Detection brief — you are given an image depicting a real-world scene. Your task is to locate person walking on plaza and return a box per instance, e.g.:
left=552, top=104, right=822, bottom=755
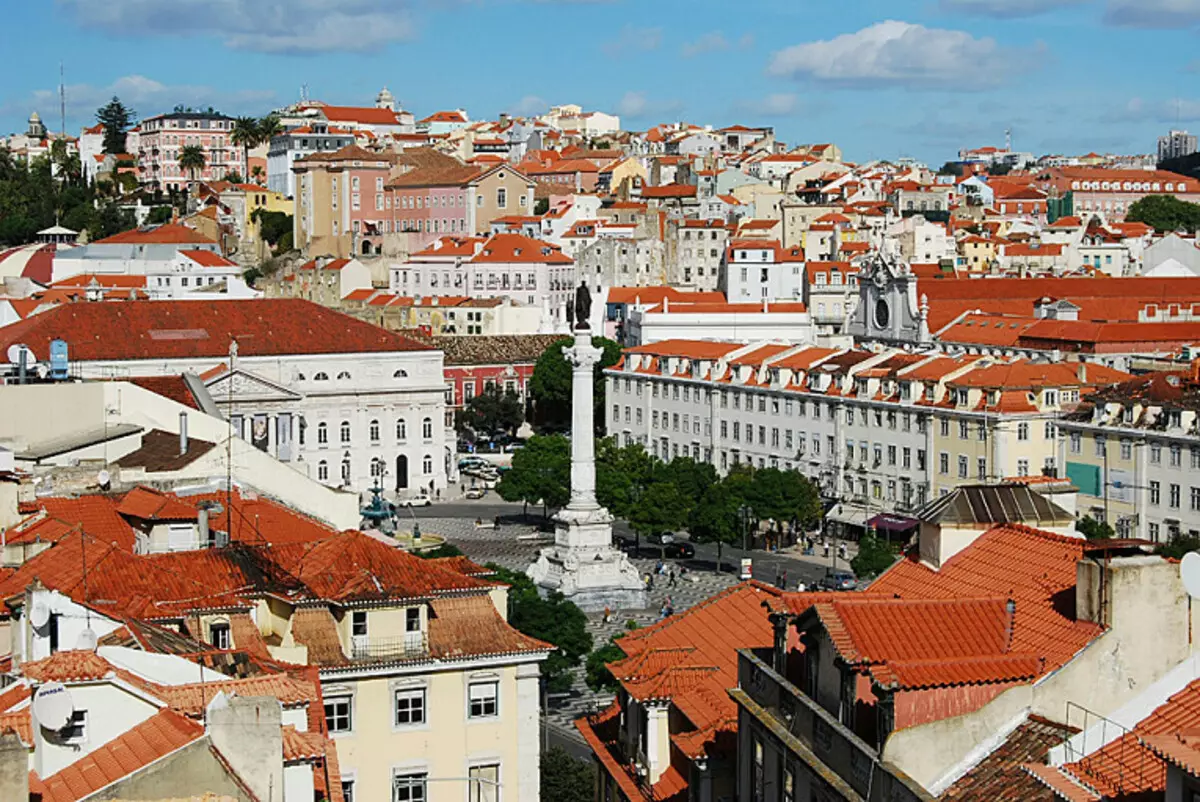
left=668, top=568, right=677, bottom=588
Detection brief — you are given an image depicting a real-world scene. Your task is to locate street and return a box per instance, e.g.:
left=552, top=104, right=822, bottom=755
left=413, top=498, right=854, bottom=589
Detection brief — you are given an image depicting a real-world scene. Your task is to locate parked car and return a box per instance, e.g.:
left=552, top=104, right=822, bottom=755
left=818, top=569, right=858, bottom=591
left=458, top=456, right=489, bottom=470
left=648, top=532, right=695, bottom=559
left=398, top=496, right=432, bottom=508
left=465, top=487, right=486, bottom=500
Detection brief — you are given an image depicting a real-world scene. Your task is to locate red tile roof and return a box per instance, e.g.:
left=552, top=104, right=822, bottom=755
left=469, top=233, right=573, bottom=265
left=606, top=287, right=725, bottom=305
left=624, top=339, right=745, bottom=360
left=92, top=223, right=216, bottom=246
left=317, top=105, right=403, bottom=126
left=641, top=184, right=697, bottom=199
left=36, top=709, right=205, bottom=802
left=0, top=299, right=432, bottom=361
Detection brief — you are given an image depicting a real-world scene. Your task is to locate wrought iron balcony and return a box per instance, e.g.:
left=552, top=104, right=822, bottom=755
left=349, top=633, right=429, bottom=662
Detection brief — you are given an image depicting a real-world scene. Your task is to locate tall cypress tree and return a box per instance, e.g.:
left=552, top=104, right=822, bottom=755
left=96, top=97, right=136, bottom=155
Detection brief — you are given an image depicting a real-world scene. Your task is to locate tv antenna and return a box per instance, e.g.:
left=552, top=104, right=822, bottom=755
left=59, top=62, right=66, bottom=138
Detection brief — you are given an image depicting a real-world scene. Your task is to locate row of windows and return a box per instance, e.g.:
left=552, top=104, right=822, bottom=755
left=1148, top=482, right=1200, bottom=511
left=296, top=369, right=411, bottom=381
left=314, top=418, right=434, bottom=445
left=315, top=454, right=435, bottom=483
left=325, top=681, right=498, bottom=734
left=1068, top=435, right=1200, bottom=468
left=936, top=452, right=1049, bottom=479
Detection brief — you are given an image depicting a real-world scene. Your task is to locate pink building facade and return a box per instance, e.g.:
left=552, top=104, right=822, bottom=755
left=138, top=111, right=239, bottom=191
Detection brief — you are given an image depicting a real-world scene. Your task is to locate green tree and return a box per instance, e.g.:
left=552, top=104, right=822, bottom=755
left=541, top=747, right=595, bottom=802
left=688, top=478, right=742, bottom=574
left=96, top=97, right=136, bottom=155
left=585, top=637, right=627, bottom=692
left=988, top=163, right=1012, bottom=176
left=416, top=543, right=464, bottom=559
left=529, top=335, right=622, bottom=433
left=251, top=208, right=294, bottom=250
left=1158, top=533, right=1200, bottom=560
left=742, top=468, right=822, bottom=547
left=257, top=114, right=283, bottom=144
left=595, top=438, right=654, bottom=518
left=1126, top=194, right=1200, bottom=233
left=230, top=117, right=259, bottom=181
left=178, top=145, right=207, bottom=183
left=455, top=385, right=524, bottom=438
left=147, top=206, right=174, bottom=225
left=937, top=161, right=963, bottom=177
left=658, top=457, right=718, bottom=501
left=1077, top=515, right=1115, bottom=540
left=627, top=480, right=692, bottom=559
left=222, top=170, right=244, bottom=184
left=495, top=434, right=570, bottom=520
left=487, top=564, right=592, bottom=693
left=851, top=533, right=897, bottom=580
left=251, top=164, right=266, bottom=184
left=534, top=197, right=550, bottom=215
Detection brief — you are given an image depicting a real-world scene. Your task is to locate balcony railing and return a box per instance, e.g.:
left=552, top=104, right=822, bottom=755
left=734, top=648, right=933, bottom=802
left=349, top=632, right=429, bottom=662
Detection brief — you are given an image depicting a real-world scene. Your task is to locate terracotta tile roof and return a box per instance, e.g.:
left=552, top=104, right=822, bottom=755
left=641, top=184, right=697, bottom=199
left=290, top=606, right=349, bottom=667
left=228, top=611, right=271, bottom=659
left=468, top=233, right=573, bottom=265
left=118, top=486, right=201, bottom=522
left=430, top=334, right=564, bottom=365
left=624, top=339, right=745, bottom=360
left=1142, top=730, right=1200, bottom=777
left=298, top=257, right=351, bottom=271
left=0, top=299, right=432, bottom=361
left=9, top=495, right=137, bottom=550
left=179, top=250, right=236, bottom=268
left=0, top=707, right=31, bottom=745
left=606, top=287, right=725, bottom=305
left=124, top=375, right=203, bottom=409
left=867, top=524, right=1104, bottom=675
left=1023, top=763, right=1101, bottom=801
left=21, top=650, right=120, bottom=682
left=427, top=595, right=552, bottom=660
left=947, top=361, right=1131, bottom=390
left=35, top=709, right=205, bottom=802
left=429, top=556, right=495, bottom=578
left=317, top=105, right=404, bottom=126
left=92, top=223, right=216, bottom=246
left=153, top=674, right=317, bottom=716
left=282, top=724, right=327, bottom=762
left=941, top=715, right=1077, bottom=801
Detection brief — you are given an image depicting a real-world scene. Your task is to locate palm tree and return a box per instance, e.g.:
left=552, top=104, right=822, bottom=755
left=230, top=116, right=258, bottom=182
left=178, top=145, right=207, bottom=184
left=257, top=114, right=283, bottom=144
left=250, top=164, right=265, bottom=184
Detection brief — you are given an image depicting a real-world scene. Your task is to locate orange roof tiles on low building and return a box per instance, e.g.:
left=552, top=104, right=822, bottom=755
left=92, top=223, right=216, bottom=246
left=468, top=232, right=573, bottom=264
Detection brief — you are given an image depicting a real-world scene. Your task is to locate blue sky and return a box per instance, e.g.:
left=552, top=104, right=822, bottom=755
left=1, top=0, right=1198, bottom=165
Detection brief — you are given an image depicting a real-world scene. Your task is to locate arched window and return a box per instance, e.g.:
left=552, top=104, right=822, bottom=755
left=370, top=457, right=384, bottom=478
left=394, top=369, right=409, bottom=379
left=314, top=372, right=329, bottom=381
left=422, top=455, right=433, bottom=475
left=296, top=372, right=306, bottom=381
left=341, top=458, right=351, bottom=485
left=422, top=417, right=433, bottom=440
left=317, top=422, right=328, bottom=445
left=396, top=419, right=407, bottom=441
left=369, top=419, right=380, bottom=443
left=337, top=371, right=352, bottom=380
left=317, top=460, right=328, bottom=481
left=340, top=421, right=351, bottom=444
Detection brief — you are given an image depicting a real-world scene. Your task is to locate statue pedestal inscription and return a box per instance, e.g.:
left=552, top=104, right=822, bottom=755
left=526, top=315, right=647, bottom=611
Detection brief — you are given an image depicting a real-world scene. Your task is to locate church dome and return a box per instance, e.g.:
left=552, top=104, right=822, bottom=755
left=375, top=86, right=396, bottom=110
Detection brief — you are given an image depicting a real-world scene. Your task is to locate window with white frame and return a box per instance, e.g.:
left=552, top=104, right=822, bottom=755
left=325, top=694, right=353, bottom=733
left=394, top=687, right=427, bottom=726
left=469, top=764, right=499, bottom=802
left=468, top=681, right=499, bottom=718
left=209, top=621, right=231, bottom=650
left=393, top=772, right=427, bottom=802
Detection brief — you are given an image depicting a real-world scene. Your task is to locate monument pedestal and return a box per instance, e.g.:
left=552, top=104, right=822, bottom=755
left=526, top=325, right=648, bottom=612
left=527, top=507, right=647, bottom=612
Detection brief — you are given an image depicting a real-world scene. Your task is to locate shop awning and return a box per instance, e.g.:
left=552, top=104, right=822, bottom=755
left=826, top=504, right=871, bottom=528
left=866, top=513, right=920, bottom=533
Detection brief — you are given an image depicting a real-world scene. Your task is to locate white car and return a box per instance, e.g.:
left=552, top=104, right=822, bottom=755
left=398, top=496, right=432, bottom=507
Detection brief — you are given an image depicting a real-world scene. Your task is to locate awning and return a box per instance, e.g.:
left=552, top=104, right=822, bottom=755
left=866, top=513, right=920, bottom=533
left=826, top=503, right=871, bottom=528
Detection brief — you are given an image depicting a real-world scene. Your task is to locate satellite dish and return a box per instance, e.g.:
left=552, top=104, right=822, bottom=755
left=97, top=470, right=111, bottom=490
left=32, top=682, right=74, bottom=732
left=35, top=364, right=48, bottom=379
left=29, top=602, right=50, bottom=629
left=6, top=344, right=34, bottom=365
left=1181, top=552, right=1200, bottom=599
left=75, top=628, right=97, bottom=651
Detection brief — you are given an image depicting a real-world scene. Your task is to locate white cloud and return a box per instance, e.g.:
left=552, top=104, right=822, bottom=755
left=767, top=20, right=1031, bottom=88
left=56, top=0, right=416, bottom=53
left=508, top=95, right=548, bottom=116
left=615, top=91, right=681, bottom=120
left=6, top=74, right=278, bottom=126
left=1112, top=96, right=1200, bottom=122
left=601, top=24, right=662, bottom=57
left=939, top=0, right=1091, bottom=17
left=681, top=32, right=729, bottom=57
left=1105, top=0, right=1200, bottom=27
left=736, top=94, right=804, bottom=118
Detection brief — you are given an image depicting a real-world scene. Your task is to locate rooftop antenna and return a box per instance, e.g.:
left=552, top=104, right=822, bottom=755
left=59, top=62, right=67, bottom=139
left=300, top=83, right=309, bottom=104
left=1005, top=127, right=1012, bottom=153
left=226, top=340, right=236, bottom=546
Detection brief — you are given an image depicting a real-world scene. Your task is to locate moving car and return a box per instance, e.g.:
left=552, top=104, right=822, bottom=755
left=465, top=487, right=486, bottom=500
left=818, top=569, right=858, bottom=591
left=398, top=496, right=432, bottom=508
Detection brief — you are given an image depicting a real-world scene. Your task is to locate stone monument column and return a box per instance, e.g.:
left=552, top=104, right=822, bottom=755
left=527, top=288, right=647, bottom=611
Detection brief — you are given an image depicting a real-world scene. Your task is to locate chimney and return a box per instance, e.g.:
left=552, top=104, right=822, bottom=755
left=1077, top=361, right=1088, bottom=384
left=1004, top=599, right=1016, bottom=651
left=0, top=733, right=27, bottom=802
left=206, top=694, right=283, bottom=802
left=179, top=412, right=189, bottom=456
left=197, top=504, right=210, bottom=547
left=768, top=609, right=790, bottom=675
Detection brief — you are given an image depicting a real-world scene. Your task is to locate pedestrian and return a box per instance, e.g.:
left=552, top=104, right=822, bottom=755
left=823, top=542, right=830, bottom=558
left=602, top=606, right=612, bottom=624
left=839, top=542, right=848, bottom=560
left=796, top=580, right=806, bottom=593
left=781, top=570, right=788, bottom=590
left=668, top=568, right=677, bottom=588
left=655, top=558, right=664, bottom=575
left=436, top=488, right=441, bottom=501
left=494, top=515, right=501, bottom=530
